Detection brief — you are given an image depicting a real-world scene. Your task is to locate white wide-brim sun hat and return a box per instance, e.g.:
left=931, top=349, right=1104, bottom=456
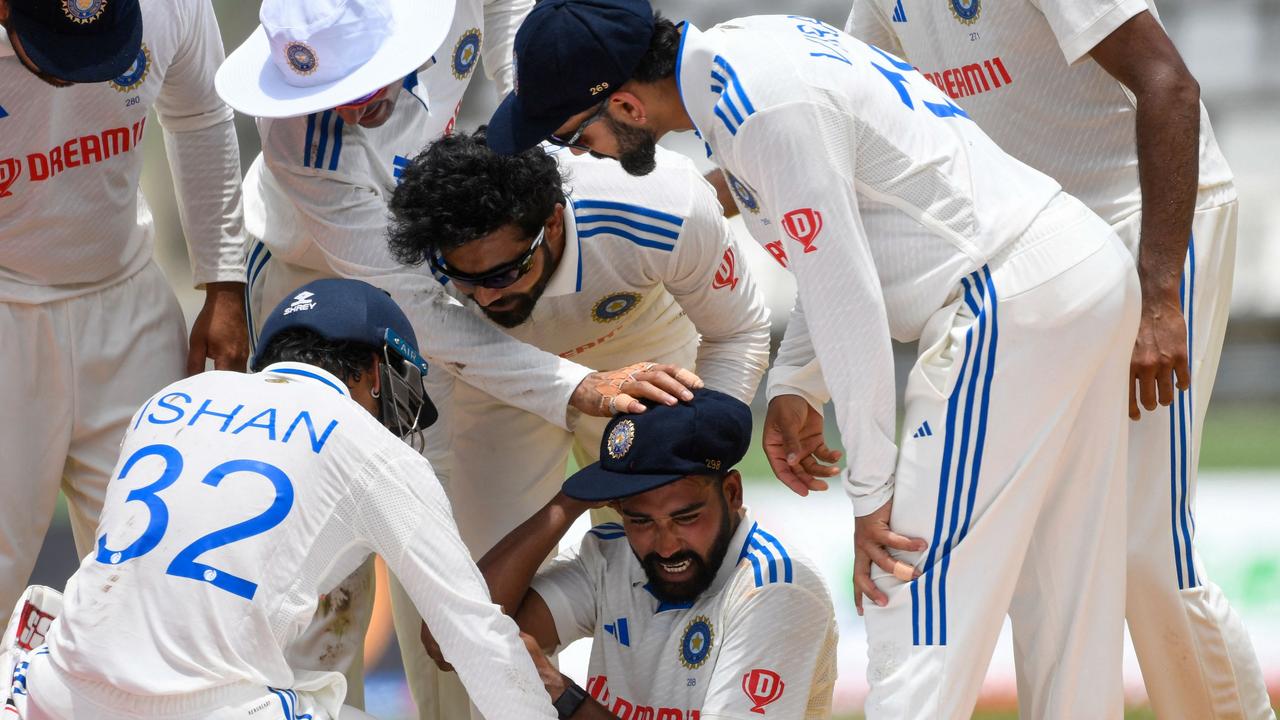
left=216, top=0, right=456, bottom=119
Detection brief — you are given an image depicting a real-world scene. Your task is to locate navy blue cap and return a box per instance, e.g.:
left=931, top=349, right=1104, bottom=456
left=7, top=0, right=143, bottom=83
left=487, top=0, right=654, bottom=155
left=563, top=388, right=752, bottom=501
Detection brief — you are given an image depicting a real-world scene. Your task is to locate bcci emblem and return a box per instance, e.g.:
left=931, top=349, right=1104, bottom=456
left=61, top=0, right=106, bottom=24
left=591, top=292, right=642, bottom=324
left=452, top=29, right=483, bottom=80
left=679, top=616, right=714, bottom=669
left=606, top=419, right=635, bottom=459
left=111, top=43, right=151, bottom=93
left=949, top=0, right=980, bottom=25
left=726, top=172, right=759, bottom=215
left=285, top=41, right=318, bottom=76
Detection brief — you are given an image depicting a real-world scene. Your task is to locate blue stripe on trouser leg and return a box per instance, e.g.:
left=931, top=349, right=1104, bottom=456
left=1171, top=234, right=1198, bottom=589
left=912, top=267, right=998, bottom=646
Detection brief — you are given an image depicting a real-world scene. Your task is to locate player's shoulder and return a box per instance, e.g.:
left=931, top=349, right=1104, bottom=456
left=733, top=520, right=832, bottom=604
left=575, top=521, right=633, bottom=568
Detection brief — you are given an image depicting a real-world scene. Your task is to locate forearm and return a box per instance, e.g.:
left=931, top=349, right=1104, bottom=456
left=1133, top=75, right=1199, bottom=305
left=478, top=492, right=593, bottom=614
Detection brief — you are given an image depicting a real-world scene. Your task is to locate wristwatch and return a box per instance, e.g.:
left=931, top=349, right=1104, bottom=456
left=553, top=677, right=589, bottom=719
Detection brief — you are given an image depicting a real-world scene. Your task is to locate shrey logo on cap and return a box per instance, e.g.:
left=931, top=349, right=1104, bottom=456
left=606, top=419, right=636, bottom=459
left=283, top=290, right=317, bottom=315
left=285, top=41, right=318, bottom=76
left=62, top=0, right=107, bottom=24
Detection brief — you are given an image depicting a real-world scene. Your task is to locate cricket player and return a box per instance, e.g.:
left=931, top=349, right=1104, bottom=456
left=0, top=277, right=559, bottom=720
left=386, top=131, right=771, bottom=715
left=426, top=390, right=837, bottom=719
left=215, top=2, right=713, bottom=714
left=0, top=0, right=247, bottom=618
left=488, top=2, right=1144, bottom=717
left=843, top=2, right=1269, bottom=716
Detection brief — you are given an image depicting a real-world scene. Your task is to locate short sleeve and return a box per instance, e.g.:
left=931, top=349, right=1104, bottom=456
left=529, top=532, right=611, bottom=650
left=1029, top=0, right=1150, bottom=64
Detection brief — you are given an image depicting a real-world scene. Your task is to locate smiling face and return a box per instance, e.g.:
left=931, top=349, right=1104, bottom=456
left=616, top=471, right=744, bottom=603
left=439, top=207, right=565, bottom=327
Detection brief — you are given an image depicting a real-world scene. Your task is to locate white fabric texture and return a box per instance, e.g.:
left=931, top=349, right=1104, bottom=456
left=39, top=365, right=556, bottom=719
left=532, top=509, right=838, bottom=719
left=0, top=262, right=186, bottom=617
left=677, top=17, right=1062, bottom=515
left=844, top=0, right=1236, bottom=225
left=0, top=0, right=244, bottom=302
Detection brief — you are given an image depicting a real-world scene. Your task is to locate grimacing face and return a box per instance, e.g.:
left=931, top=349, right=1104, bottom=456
left=615, top=471, right=744, bottom=603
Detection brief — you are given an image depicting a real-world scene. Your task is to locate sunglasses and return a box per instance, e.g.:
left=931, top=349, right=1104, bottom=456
left=430, top=227, right=546, bottom=289
left=547, top=98, right=610, bottom=152
left=336, top=87, right=385, bottom=111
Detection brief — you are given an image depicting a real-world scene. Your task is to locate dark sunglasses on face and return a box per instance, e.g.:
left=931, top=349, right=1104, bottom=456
left=547, top=98, right=610, bottom=151
left=430, top=227, right=546, bottom=289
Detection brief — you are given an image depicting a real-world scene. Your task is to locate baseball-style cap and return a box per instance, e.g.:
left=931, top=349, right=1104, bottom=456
left=253, top=278, right=437, bottom=425
left=486, top=0, right=654, bottom=155
left=6, top=0, right=143, bottom=83
left=563, top=389, right=752, bottom=502
left=215, top=0, right=455, bottom=119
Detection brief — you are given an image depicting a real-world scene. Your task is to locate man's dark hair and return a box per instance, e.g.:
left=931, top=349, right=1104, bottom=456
left=387, top=129, right=566, bottom=267
left=255, top=327, right=377, bottom=384
left=631, top=13, right=680, bottom=84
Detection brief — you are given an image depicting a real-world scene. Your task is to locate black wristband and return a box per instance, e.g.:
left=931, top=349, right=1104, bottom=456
left=552, top=677, right=588, bottom=719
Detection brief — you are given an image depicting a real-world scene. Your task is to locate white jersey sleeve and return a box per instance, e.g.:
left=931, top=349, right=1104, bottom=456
left=1028, top=0, right=1149, bottom=64
left=153, top=0, right=245, bottom=287
left=528, top=532, right=605, bottom=651
left=843, top=0, right=904, bottom=57
left=766, top=297, right=831, bottom=414
left=481, top=0, right=532, bottom=95
left=660, top=171, right=771, bottom=404
left=699, top=575, right=838, bottom=719
left=351, top=445, right=557, bottom=718
left=254, top=158, right=593, bottom=430
left=734, top=102, right=898, bottom=517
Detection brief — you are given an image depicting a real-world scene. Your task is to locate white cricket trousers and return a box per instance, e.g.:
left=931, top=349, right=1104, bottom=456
left=4, top=643, right=375, bottom=720
left=0, top=262, right=186, bottom=615
left=1115, top=201, right=1273, bottom=720
left=862, top=195, right=1141, bottom=719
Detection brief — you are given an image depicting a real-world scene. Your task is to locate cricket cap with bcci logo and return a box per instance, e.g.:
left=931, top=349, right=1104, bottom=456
left=4, top=0, right=142, bottom=83
left=486, top=0, right=655, bottom=155
left=215, top=0, right=454, bottom=118
left=563, top=388, right=752, bottom=502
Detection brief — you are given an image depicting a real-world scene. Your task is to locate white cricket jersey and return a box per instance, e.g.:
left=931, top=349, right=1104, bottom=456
left=0, top=0, right=244, bottom=304
left=436, top=146, right=772, bottom=404
left=532, top=509, right=837, bottom=719
left=844, top=0, right=1236, bottom=225
left=676, top=16, right=1065, bottom=514
left=43, top=363, right=556, bottom=719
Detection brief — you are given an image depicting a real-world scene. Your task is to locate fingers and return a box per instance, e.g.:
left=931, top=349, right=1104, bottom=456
left=610, top=391, right=645, bottom=415
left=420, top=621, right=453, bottom=672
left=864, top=540, right=919, bottom=581
left=185, top=339, right=207, bottom=377
left=1128, top=374, right=1141, bottom=421
left=852, top=554, right=887, bottom=611
left=876, top=526, right=928, bottom=554
left=625, top=379, right=683, bottom=406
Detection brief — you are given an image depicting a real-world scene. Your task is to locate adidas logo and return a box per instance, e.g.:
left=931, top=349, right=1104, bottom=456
left=283, top=290, right=316, bottom=315
left=891, top=0, right=907, bottom=22
left=911, top=420, right=933, bottom=438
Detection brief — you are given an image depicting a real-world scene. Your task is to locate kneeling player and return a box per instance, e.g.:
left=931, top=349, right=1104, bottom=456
left=1, top=279, right=556, bottom=719
left=433, top=390, right=838, bottom=719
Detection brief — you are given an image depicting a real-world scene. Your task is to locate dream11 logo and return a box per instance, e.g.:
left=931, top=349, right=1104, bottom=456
left=781, top=208, right=823, bottom=254
left=741, top=668, right=785, bottom=714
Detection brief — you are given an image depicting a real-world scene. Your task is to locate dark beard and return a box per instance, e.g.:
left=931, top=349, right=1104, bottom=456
left=602, top=113, right=658, bottom=177
left=637, top=495, right=737, bottom=604
left=476, top=242, right=555, bottom=328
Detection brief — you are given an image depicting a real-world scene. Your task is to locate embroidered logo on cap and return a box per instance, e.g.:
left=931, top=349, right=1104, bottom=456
left=606, top=419, right=635, bottom=459
left=283, top=290, right=317, bottom=315
left=62, top=0, right=107, bottom=24
left=285, top=41, right=318, bottom=76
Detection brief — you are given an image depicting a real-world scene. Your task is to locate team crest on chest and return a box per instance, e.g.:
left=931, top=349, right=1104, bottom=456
left=110, top=42, right=151, bottom=93
left=725, top=172, right=759, bottom=215
left=451, top=28, right=483, bottom=80
left=679, top=616, right=714, bottom=669
left=285, top=41, right=318, bottom=76
left=62, top=0, right=106, bottom=24
left=592, top=292, right=642, bottom=324
left=606, top=419, right=635, bottom=459
left=949, top=0, right=980, bottom=25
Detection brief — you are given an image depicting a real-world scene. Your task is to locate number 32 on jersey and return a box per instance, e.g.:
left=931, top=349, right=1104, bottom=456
left=94, top=444, right=294, bottom=601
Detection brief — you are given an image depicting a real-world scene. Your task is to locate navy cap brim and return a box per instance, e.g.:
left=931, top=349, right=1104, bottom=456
left=9, top=1, right=143, bottom=84
left=562, top=462, right=684, bottom=502
left=486, top=90, right=571, bottom=156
